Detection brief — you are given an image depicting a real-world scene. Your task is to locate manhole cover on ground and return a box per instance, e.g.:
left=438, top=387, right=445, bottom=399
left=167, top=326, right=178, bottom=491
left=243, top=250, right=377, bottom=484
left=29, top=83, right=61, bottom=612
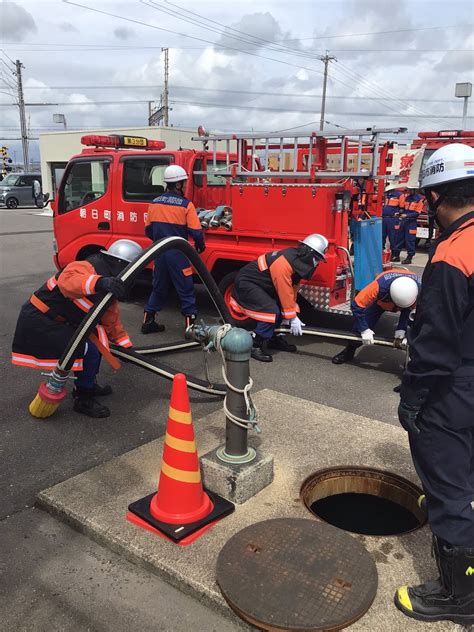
left=216, top=518, right=378, bottom=632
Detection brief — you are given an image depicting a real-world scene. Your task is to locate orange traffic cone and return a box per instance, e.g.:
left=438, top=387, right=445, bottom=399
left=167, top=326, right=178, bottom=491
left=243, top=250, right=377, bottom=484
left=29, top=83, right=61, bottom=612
left=127, top=373, right=234, bottom=545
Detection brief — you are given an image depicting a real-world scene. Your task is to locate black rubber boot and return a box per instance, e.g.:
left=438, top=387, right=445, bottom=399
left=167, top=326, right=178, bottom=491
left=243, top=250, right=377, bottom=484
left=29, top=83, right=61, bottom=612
left=395, top=537, right=474, bottom=625
left=402, top=255, right=414, bottom=264
left=141, top=310, right=165, bottom=334
left=332, top=345, right=357, bottom=365
left=391, top=253, right=401, bottom=262
left=184, top=314, right=197, bottom=339
left=267, top=335, right=297, bottom=353
left=251, top=335, right=272, bottom=362
left=393, top=383, right=402, bottom=393
left=73, top=389, right=110, bottom=418
left=73, top=381, right=112, bottom=398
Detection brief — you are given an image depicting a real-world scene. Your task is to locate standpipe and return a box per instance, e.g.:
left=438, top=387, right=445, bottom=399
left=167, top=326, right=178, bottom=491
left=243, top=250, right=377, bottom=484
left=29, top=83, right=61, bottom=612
left=193, top=324, right=258, bottom=464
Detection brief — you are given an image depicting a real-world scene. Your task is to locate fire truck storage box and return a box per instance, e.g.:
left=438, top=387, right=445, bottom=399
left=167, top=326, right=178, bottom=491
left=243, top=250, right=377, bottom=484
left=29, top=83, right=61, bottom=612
left=353, top=217, right=382, bottom=291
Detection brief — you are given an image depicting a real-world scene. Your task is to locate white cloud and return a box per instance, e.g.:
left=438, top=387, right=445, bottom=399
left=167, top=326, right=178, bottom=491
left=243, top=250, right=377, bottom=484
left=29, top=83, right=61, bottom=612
left=0, top=1, right=37, bottom=41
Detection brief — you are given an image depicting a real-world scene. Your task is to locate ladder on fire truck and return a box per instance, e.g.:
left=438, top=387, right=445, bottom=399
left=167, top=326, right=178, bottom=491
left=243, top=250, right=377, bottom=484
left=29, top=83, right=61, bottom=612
left=192, top=127, right=407, bottom=181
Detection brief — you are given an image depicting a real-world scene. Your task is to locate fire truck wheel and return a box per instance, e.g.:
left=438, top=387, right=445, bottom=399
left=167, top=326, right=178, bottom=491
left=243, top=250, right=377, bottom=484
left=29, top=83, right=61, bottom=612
left=218, top=271, right=253, bottom=329
left=6, top=197, right=19, bottom=209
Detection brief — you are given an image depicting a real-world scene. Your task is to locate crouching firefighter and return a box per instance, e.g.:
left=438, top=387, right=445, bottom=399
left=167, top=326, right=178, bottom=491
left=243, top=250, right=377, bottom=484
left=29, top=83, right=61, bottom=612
left=11, top=240, right=141, bottom=418
left=395, top=143, right=474, bottom=625
left=230, top=234, right=329, bottom=362
left=142, top=165, right=205, bottom=337
left=332, top=270, right=420, bottom=365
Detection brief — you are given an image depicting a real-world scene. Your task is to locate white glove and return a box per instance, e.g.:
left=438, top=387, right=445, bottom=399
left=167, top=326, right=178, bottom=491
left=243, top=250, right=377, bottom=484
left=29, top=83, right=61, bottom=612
left=393, top=330, right=407, bottom=350
left=290, top=316, right=305, bottom=336
left=361, top=328, right=375, bottom=345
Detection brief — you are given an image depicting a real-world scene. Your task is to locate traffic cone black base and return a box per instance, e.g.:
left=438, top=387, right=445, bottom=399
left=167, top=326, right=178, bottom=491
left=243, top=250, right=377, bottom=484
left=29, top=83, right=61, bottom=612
left=127, top=489, right=234, bottom=546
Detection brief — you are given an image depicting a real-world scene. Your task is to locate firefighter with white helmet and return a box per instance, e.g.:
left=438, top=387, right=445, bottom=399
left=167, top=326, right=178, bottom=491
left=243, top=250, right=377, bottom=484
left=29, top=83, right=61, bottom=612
left=394, top=143, right=474, bottom=624
left=332, top=270, right=421, bottom=364
left=11, top=239, right=141, bottom=418
left=142, top=165, right=205, bottom=336
left=230, top=234, right=328, bottom=362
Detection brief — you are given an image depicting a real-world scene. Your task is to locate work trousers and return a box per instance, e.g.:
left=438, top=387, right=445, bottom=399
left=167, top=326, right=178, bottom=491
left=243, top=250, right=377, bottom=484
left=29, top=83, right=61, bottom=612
left=254, top=305, right=282, bottom=339
left=74, top=341, right=101, bottom=389
left=409, top=366, right=474, bottom=547
left=146, top=250, right=197, bottom=316
left=382, top=217, right=400, bottom=251
left=395, top=218, right=417, bottom=257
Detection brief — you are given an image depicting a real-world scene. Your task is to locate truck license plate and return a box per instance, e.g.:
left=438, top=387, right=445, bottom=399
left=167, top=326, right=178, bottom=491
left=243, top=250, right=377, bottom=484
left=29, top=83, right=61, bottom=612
left=417, top=227, right=429, bottom=239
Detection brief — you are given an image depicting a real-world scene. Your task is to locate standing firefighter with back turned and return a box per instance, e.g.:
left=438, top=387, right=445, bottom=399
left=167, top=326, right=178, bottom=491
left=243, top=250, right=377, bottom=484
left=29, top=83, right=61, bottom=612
left=395, top=143, right=474, bottom=625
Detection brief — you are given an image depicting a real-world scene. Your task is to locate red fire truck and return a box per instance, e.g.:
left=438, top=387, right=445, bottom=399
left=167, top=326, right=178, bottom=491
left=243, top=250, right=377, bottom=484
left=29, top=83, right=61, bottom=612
left=51, top=128, right=406, bottom=321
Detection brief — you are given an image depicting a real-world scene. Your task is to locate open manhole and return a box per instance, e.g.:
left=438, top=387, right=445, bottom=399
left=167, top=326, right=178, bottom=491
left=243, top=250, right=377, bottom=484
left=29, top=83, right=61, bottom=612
left=301, top=466, right=427, bottom=536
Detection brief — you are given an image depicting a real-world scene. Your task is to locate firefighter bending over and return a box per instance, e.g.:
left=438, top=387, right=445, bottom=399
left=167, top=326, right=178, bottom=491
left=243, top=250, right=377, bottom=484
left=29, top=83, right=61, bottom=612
left=230, top=234, right=328, bottom=362
left=332, top=270, right=420, bottom=365
left=12, top=240, right=140, bottom=418
left=142, top=165, right=205, bottom=336
left=394, top=143, right=474, bottom=625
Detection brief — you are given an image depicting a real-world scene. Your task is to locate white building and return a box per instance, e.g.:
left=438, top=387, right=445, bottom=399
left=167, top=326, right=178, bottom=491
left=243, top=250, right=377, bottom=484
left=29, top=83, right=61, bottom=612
left=39, top=126, right=201, bottom=196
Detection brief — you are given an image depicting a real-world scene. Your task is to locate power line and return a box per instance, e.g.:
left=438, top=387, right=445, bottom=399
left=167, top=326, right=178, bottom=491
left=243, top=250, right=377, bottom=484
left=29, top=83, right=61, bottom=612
left=274, top=24, right=474, bottom=42
left=11, top=84, right=460, bottom=103
left=137, top=0, right=460, bottom=128
left=0, top=97, right=469, bottom=119
left=63, top=1, right=327, bottom=77
left=3, top=42, right=471, bottom=53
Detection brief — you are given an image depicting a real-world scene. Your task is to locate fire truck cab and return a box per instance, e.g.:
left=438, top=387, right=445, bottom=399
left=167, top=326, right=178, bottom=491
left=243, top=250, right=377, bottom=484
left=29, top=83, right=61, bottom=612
left=51, top=128, right=406, bottom=321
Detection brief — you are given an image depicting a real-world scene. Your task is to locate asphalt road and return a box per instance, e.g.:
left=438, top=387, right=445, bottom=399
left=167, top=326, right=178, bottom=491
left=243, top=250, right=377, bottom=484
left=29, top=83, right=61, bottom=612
left=0, top=208, right=427, bottom=631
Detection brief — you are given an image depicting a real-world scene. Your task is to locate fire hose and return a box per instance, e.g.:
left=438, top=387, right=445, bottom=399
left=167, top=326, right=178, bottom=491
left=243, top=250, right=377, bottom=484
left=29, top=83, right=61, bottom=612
left=29, top=236, right=231, bottom=418
left=274, top=325, right=395, bottom=347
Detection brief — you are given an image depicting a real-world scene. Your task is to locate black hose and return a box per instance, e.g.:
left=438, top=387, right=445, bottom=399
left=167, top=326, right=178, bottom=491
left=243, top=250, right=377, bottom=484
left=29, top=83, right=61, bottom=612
left=57, top=237, right=231, bottom=372
left=111, top=345, right=226, bottom=396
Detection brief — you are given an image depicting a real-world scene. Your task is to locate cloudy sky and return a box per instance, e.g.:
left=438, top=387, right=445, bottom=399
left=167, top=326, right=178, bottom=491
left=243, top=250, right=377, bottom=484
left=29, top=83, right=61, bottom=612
left=0, top=0, right=473, bottom=163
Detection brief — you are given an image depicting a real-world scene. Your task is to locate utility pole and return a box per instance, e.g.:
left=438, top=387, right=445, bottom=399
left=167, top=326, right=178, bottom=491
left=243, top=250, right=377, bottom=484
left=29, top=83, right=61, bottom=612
left=319, top=53, right=336, bottom=131
left=162, top=47, right=169, bottom=126
left=14, top=59, right=29, bottom=171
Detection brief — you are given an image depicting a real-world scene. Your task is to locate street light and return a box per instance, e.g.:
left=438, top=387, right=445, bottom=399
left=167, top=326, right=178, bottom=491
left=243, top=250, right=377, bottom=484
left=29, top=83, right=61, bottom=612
left=455, top=82, right=472, bottom=130
left=53, top=113, right=67, bottom=130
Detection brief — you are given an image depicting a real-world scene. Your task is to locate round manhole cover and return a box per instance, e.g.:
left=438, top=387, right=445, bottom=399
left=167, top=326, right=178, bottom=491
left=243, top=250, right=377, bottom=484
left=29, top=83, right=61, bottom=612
left=216, top=518, right=378, bottom=632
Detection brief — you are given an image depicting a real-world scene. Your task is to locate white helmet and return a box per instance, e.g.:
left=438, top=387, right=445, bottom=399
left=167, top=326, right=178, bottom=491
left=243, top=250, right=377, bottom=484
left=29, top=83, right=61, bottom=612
left=300, top=233, right=329, bottom=261
left=390, top=276, right=419, bottom=309
left=420, top=143, right=474, bottom=190
left=163, top=165, right=188, bottom=183
left=102, top=239, right=142, bottom=263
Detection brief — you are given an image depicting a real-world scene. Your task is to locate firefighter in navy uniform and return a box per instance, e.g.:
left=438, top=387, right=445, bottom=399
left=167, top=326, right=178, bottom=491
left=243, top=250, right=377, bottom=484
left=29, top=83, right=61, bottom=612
left=382, top=189, right=404, bottom=252
left=391, top=188, right=424, bottom=264
left=331, top=270, right=420, bottom=364
left=142, top=165, right=205, bottom=336
left=230, top=234, right=328, bottom=362
left=395, top=143, right=474, bottom=625
left=12, top=240, right=140, bottom=418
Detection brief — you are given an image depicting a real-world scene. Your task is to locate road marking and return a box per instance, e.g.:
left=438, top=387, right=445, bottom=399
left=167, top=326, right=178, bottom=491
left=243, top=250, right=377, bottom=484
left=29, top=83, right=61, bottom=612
left=0, top=229, right=53, bottom=236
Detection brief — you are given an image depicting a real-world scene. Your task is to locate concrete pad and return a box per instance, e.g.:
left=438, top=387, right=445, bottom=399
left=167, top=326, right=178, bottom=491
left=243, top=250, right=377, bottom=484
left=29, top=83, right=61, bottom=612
left=38, top=390, right=456, bottom=631
left=201, top=447, right=274, bottom=504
